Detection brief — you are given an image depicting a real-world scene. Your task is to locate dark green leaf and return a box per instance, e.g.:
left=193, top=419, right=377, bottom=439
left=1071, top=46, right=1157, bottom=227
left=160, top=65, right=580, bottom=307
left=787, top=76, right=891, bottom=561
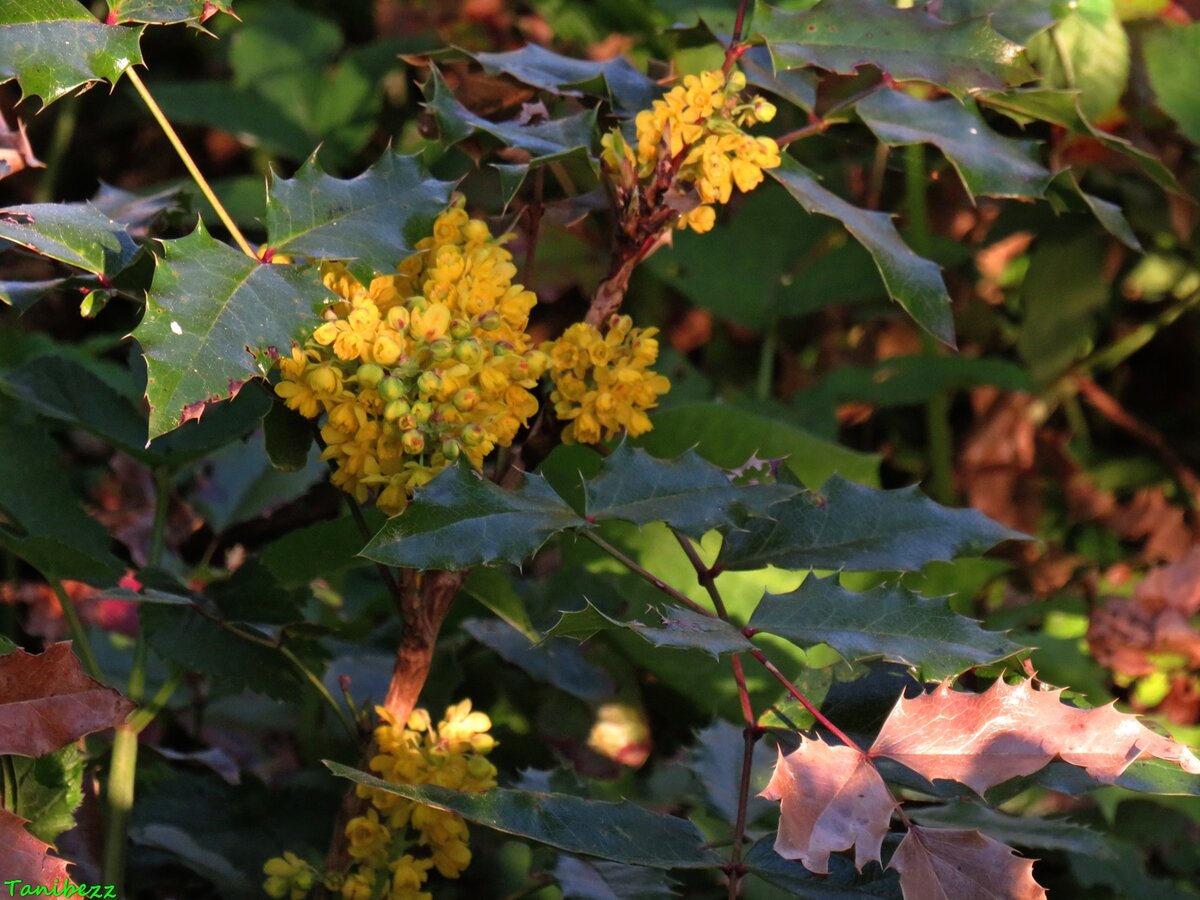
left=909, top=801, right=1111, bottom=856
left=325, top=763, right=722, bottom=869
left=473, top=43, right=659, bottom=114
left=0, top=203, right=138, bottom=277
left=718, top=475, right=1025, bottom=572
left=262, top=393, right=314, bottom=472
left=261, top=513, right=381, bottom=589
left=192, top=439, right=322, bottom=534
left=146, top=383, right=274, bottom=467
left=553, top=856, right=680, bottom=900
left=584, top=443, right=795, bottom=538
left=0, top=279, right=66, bottom=312
left=135, top=221, right=331, bottom=438
left=935, top=0, right=1059, bottom=43
left=264, top=151, right=455, bottom=271
left=636, top=403, right=879, bottom=488
left=1047, top=170, right=1141, bottom=251
left=748, top=577, right=1024, bottom=679
left=1145, top=23, right=1200, bottom=145
left=544, top=601, right=753, bottom=659
left=11, top=746, right=83, bottom=844
left=686, top=720, right=774, bottom=824
left=0, top=0, right=144, bottom=106
left=770, top=158, right=954, bottom=345
left=426, top=67, right=598, bottom=160
left=362, top=465, right=586, bottom=570
left=805, top=354, right=1032, bottom=409
left=463, top=617, right=611, bottom=701
left=743, top=840, right=902, bottom=898
left=741, top=45, right=817, bottom=113
left=751, top=0, right=1033, bottom=97
left=106, top=0, right=232, bottom=24
left=464, top=568, right=538, bottom=641
left=856, top=91, right=1052, bottom=199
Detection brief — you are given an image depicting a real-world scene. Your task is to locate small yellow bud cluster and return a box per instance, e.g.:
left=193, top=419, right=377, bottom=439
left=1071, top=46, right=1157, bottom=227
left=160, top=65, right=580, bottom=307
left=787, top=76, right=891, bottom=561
left=333, top=699, right=498, bottom=899
left=262, top=851, right=319, bottom=900
left=275, top=200, right=546, bottom=515
left=600, top=69, right=781, bottom=234
left=541, top=316, right=670, bottom=444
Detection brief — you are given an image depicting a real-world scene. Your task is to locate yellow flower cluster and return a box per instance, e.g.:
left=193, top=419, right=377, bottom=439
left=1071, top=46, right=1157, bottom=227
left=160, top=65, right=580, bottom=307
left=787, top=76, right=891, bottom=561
left=275, top=201, right=547, bottom=515
left=260, top=700, right=496, bottom=900
left=341, top=700, right=497, bottom=900
left=542, top=315, right=670, bottom=444
left=601, top=69, right=781, bottom=233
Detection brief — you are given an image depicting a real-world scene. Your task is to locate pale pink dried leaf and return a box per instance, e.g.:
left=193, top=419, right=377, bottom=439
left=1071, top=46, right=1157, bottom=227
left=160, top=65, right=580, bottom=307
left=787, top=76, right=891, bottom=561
left=760, top=738, right=896, bottom=874
left=890, top=826, right=1045, bottom=900
left=0, top=807, right=72, bottom=883
left=0, top=111, right=43, bottom=181
left=870, top=678, right=1200, bottom=795
left=1135, top=545, right=1200, bottom=614
left=0, top=642, right=136, bottom=757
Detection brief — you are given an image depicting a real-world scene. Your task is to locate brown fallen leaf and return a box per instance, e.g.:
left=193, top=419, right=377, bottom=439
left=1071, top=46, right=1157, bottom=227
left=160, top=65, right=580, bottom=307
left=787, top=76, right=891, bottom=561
left=0, top=642, right=136, bottom=757
left=0, top=111, right=43, bottom=181
left=890, top=826, right=1045, bottom=900
left=870, top=678, right=1200, bottom=794
left=1136, top=545, right=1200, bottom=614
left=760, top=738, right=896, bottom=874
left=0, top=807, right=72, bottom=883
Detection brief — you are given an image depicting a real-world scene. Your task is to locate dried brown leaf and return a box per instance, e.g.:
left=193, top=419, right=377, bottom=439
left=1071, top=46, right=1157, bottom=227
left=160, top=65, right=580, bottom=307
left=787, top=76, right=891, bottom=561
left=760, top=738, right=896, bottom=874
left=0, top=807, right=71, bottom=883
left=870, top=678, right=1200, bottom=794
left=0, top=111, right=43, bottom=182
left=0, top=642, right=135, bottom=757
left=890, top=826, right=1045, bottom=900
left=1135, top=545, right=1200, bottom=614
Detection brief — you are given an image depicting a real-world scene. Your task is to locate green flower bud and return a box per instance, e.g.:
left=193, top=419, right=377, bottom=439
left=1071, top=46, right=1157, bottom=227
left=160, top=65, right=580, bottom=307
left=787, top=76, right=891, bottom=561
left=449, top=318, right=472, bottom=340
left=754, top=97, right=777, bottom=123
left=429, top=338, right=454, bottom=360
left=478, top=311, right=502, bottom=331
left=728, top=70, right=747, bottom=92
left=384, top=399, right=411, bottom=421
left=417, top=371, right=443, bottom=397
left=356, top=363, right=384, bottom=389
left=412, top=400, right=434, bottom=424
left=454, top=338, right=483, bottom=366
left=441, top=438, right=461, bottom=461
left=378, top=377, right=406, bottom=402
left=263, top=876, right=289, bottom=900
left=401, top=429, right=426, bottom=454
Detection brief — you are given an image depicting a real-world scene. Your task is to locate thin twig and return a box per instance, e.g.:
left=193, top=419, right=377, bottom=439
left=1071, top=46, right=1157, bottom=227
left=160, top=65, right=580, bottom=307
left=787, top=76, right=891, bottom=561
left=580, top=530, right=714, bottom=617
left=747, top=648, right=862, bottom=751
left=671, top=529, right=727, bottom=617
left=723, top=0, right=752, bottom=74
left=125, top=66, right=258, bottom=260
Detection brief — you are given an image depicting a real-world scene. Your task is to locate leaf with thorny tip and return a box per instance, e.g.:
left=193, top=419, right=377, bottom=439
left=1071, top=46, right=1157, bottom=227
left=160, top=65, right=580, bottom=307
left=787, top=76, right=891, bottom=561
left=0, top=642, right=136, bottom=757
left=759, top=738, right=896, bottom=875
left=135, top=221, right=333, bottom=438
left=890, top=826, right=1046, bottom=900
left=869, top=678, right=1200, bottom=796
left=0, top=807, right=71, bottom=884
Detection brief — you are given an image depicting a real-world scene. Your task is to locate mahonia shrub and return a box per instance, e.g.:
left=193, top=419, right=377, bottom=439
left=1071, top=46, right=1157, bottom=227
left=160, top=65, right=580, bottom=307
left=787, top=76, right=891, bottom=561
left=275, top=201, right=547, bottom=515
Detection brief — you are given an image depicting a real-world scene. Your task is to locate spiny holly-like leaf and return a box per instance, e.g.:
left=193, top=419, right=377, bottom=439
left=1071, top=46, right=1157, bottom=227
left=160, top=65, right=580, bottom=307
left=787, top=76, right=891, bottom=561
left=326, top=763, right=721, bottom=869
left=890, top=827, right=1046, bottom=900
left=544, top=601, right=753, bottom=659
left=751, top=0, right=1034, bottom=97
left=264, top=150, right=456, bottom=273
left=741, top=45, right=817, bottom=113
left=362, top=464, right=586, bottom=571
left=718, top=474, right=1025, bottom=573
left=0, top=642, right=135, bottom=757
left=909, top=800, right=1112, bottom=857
left=748, top=578, right=1025, bottom=680
left=106, top=0, right=234, bottom=25
left=870, top=678, right=1200, bottom=795
left=770, top=158, right=954, bottom=345
left=135, top=221, right=332, bottom=438
left=0, top=807, right=71, bottom=884
left=760, top=739, right=897, bottom=875
left=12, top=746, right=84, bottom=844
left=426, top=67, right=598, bottom=160
left=0, top=203, right=138, bottom=276
left=743, top=839, right=902, bottom=898
left=856, top=90, right=1053, bottom=200
left=472, top=43, right=659, bottom=115
left=0, top=0, right=144, bottom=106
left=583, top=442, right=796, bottom=538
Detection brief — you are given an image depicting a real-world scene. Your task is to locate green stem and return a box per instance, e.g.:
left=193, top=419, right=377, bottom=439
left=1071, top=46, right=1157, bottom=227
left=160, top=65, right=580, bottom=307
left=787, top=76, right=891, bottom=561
left=1, top=755, right=17, bottom=814
left=129, top=672, right=182, bottom=733
left=581, top=530, right=713, bottom=618
left=280, top=646, right=358, bottom=740
left=905, top=143, right=956, bottom=505
left=31, top=102, right=79, bottom=203
left=50, top=579, right=102, bottom=681
left=756, top=316, right=778, bottom=402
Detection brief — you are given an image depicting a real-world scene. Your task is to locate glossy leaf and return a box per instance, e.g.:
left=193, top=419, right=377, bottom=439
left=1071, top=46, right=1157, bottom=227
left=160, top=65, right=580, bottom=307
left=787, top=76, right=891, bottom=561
left=909, top=800, right=1112, bottom=857
left=11, top=746, right=83, bottom=844
left=770, top=158, right=955, bottom=345
left=749, top=578, right=1024, bottom=680
left=106, top=0, right=233, bottom=24
left=741, top=45, right=817, bottom=113
left=426, top=67, right=598, bottom=160
left=463, top=617, right=612, bottom=701
left=752, top=0, right=1034, bottom=97
left=718, top=475, right=1025, bottom=573
left=0, top=0, right=144, bottom=105
left=1145, top=23, right=1200, bottom=144
left=326, top=763, right=721, bottom=869
left=935, top=0, right=1059, bottom=43
left=135, top=221, right=331, bottom=437
left=584, top=442, right=796, bottom=538
left=264, top=150, right=455, bottom=272
left=856, top=90, right=1053, bottom=199
left=362, top=464, right=586, bottom=570
left=743, top=840, right=902, bottom=898
left=0, top=203, right=138, bottom=277
left=1026, top=0, right=1128, bottom=122
left=544, top=601, right=753, bottom=659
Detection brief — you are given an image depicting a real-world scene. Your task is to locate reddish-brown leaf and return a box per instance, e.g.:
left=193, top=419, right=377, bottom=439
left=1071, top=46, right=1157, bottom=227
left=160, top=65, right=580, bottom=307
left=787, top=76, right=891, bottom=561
left=0, top=642, right=135, bottom=757
left=0, top=807, right=72, bottom=883
left=890, top=826, right=1045, bottom=900
left=0, top=111, right=43, bottom=182
left=759, top=738, right=896, bottom=874
left=870, top=678, right=1200, bottom=794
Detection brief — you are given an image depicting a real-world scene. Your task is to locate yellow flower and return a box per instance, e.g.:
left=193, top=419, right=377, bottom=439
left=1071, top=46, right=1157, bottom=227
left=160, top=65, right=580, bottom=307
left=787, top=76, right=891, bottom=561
left=345, top=808, right=390, bottom=861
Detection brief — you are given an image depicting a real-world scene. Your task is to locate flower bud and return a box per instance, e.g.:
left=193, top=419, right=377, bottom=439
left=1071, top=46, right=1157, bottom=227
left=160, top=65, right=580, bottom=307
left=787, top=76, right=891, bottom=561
left=417, top=371, right=443, bottom=397
left=754, top=97, right=777, bottom=123
left=471, top=733, right=497, bottom=753
left=411, top=400, right=434, bottom=424
left=384, top=399, right=411, bottom=421
left=467, top=755, right=496, bottom=779
left=306, top=366, right=338, bottom=394
left=378, top=377, right=406, bottom=403
left=262, top=876, right=289, bottom=899
left=441, top=438, right=461, bottom=461
left=356, top=363, right=384, bottom=389
left=449, top=318, right=472, bottom=340
left=454, top=338, right=483, bottom=366
left=477, top=311, right=502, bottom=331
left=727, top=70, right=747, bottom=92
left=452, top=388, right=480, bottom=412
left=429, top=338, right=454, bottom=360
left=401, top=429, right=426, bottom=455
left=385, top=307, right=410, bottom=331
left=461, top=423, right=485, bottom=447
left=294, top=869, right=315, bottom=891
